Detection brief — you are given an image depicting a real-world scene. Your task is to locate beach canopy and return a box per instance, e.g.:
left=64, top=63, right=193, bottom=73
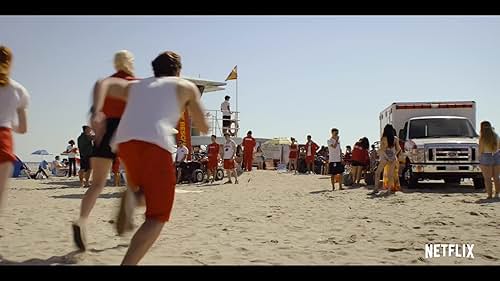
left=263, top=137, right=291, bottom=146
left=31, top=149, right=51, bottom=156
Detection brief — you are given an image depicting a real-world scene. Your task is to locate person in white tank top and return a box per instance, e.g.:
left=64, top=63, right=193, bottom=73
left=90, top=50, right=208, bottom=265
left=0, top=46, right=30, bottom=211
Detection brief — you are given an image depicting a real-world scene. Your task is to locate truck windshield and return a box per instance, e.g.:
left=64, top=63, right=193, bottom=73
left=409, top=118, right=478, bottom=139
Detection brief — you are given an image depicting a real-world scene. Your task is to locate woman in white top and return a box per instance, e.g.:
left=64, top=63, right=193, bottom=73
left=0, top=46, right=30, bottom=210
left=64, top=139, right=78, bottom=177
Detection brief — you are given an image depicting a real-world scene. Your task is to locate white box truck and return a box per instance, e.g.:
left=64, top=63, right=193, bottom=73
left=379, top=101, right=483, bottom=189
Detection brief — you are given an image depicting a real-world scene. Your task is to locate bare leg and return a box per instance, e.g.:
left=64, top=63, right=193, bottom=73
left=233, top=169, right=238, bottom=184
left=85, top=170, right=92, bottom=186
left=493, top=165, right=500, bottom=198
left=480, top=165, right=494, bottom=198
left=121, top=218, right=165, bottom=265
left=78, top=158, right=113, bottom=220
left=356, top=166, right=363, bottom=184
left=0, top=162, right=14, bottom=211
left=374, top=159, right=388, bottom=191
left=78, top=170, right=85, bottom=187
left=224, top=169, right=232, bottom=184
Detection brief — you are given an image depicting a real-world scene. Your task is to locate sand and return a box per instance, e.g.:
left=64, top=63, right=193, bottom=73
left=0, top=170, right=499, bottom=265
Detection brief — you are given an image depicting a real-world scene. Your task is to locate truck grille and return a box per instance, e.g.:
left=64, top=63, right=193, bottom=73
left=427, top=146, right=471, bottom=163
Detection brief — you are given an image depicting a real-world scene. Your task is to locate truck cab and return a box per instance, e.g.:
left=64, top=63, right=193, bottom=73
left=380, top=101, right=484, bottom=189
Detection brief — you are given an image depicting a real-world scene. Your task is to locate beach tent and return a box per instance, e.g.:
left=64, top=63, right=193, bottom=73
left=261, top=137, right=292, bottom=166
left=12, top=155, right=29, bottom=178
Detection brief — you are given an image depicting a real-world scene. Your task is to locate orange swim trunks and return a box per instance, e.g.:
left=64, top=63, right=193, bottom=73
left=223, top=159, right=235, bottom=170
left=0, top=127, right=15, bottom=164
left=118, top=140, right=176, bottom=222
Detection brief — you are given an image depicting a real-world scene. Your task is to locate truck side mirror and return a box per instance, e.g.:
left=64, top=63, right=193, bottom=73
left=398, top=129, right=405, bottom=140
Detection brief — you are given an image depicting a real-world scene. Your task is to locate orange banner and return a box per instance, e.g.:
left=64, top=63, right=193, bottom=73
left=176, top=110, right=192, bottom=160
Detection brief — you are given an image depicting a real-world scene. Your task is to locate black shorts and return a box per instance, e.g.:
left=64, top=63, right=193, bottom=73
left=80, top=156, right=91, bottom=171
left=329, top=162, right=344, bottom=175
left=92, top=118, right=120, bottom=160
left=222, top=115, right=231, bottom=128
left=351, top=160, right=366, bottom=167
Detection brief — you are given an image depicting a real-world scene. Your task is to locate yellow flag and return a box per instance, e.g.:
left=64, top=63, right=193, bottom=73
left=225, top=65, right=238, bottom=81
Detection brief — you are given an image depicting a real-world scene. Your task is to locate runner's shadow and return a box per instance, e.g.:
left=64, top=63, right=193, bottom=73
left=0, top=250, right=82, bottom=265
left=309, top=189, right=331, bottom=194
left=51, top=192, right=123, bottom=200
left=88, top=244, right=129, bottom=253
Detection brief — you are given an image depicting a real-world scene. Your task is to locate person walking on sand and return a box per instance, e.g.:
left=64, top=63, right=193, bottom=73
left=222, top=133, right=238, bottom=184
left=368, top=124, right=401, bottom=196
left=0, top=46, right=30, bottom=210
left=478, top=121, right=500, bottom=200
left=328, top=128, right=344, bottom=190
left=90, top=50, right=209, bottom=265
left=72, top=50, right=137, bottom=252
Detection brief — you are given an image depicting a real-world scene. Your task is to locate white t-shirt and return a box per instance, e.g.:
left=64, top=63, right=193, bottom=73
left=0, top=79, right=30, bottom=128
left=220, top=100, right=231, bottom=117
left=176, top=146, right=189, bottom=162
left=112, top=77, right=181, bottom=154
left=66, top=144, right=77, bottom=158
left=327, top=137, right=342, bottom=163
left=223, top=140, right=236, bottom=159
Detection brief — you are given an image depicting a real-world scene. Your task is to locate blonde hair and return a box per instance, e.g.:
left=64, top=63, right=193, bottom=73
left=0, top=45, right=12, bottom=86
left=480, top=121, right=498, bottom=150
left=114, top=50, right=134, bottom=76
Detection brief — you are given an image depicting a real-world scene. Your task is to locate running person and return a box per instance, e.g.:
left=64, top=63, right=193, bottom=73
left=206, top=135, right=220, bottom=183
left=0, top=46, right=30, bottom=210
left=91, top=50, right=209, bottom=265
left=72, top=50, right=137, bottom=251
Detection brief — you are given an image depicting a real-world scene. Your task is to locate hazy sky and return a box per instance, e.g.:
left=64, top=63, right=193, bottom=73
left=1, top=16, right=499, bottom=161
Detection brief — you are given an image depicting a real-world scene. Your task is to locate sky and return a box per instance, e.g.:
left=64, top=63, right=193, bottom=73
left=1, top=16, right=499, bottom=162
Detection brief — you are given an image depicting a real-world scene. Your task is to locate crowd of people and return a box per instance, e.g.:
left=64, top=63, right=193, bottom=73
left=0, top=44, right=499, bottom=266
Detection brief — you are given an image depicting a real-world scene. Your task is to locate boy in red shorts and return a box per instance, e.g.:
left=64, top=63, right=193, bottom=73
left=91, top=50, right=208, bottom=265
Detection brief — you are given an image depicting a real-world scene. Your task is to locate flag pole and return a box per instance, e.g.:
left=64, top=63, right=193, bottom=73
left=235, top=73, right=238, bottom=137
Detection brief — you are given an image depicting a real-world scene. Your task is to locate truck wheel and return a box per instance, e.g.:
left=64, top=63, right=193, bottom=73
left=407, top=170, right=419, bottom=189
left=473, top=177, right=485, bottom=190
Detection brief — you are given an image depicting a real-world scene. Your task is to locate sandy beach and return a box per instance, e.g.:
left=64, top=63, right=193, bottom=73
left=0, top=170, right=499, bottom=265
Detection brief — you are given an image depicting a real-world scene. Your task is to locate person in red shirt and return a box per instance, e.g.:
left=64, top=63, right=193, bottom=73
left=206, top=135, right=220, bottom=183
left=288, top=137, right=298, bottom=174
left=242, top=130, right=256, bottom=172
left=351, top=137, right=370, bottom=187
left=305, top=135, right=319, bottom=174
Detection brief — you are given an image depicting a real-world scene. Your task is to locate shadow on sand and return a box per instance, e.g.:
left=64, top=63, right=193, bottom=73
left=0, top=250, right=82, bottom=265
left=51, top=191, right=123, bottom=200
